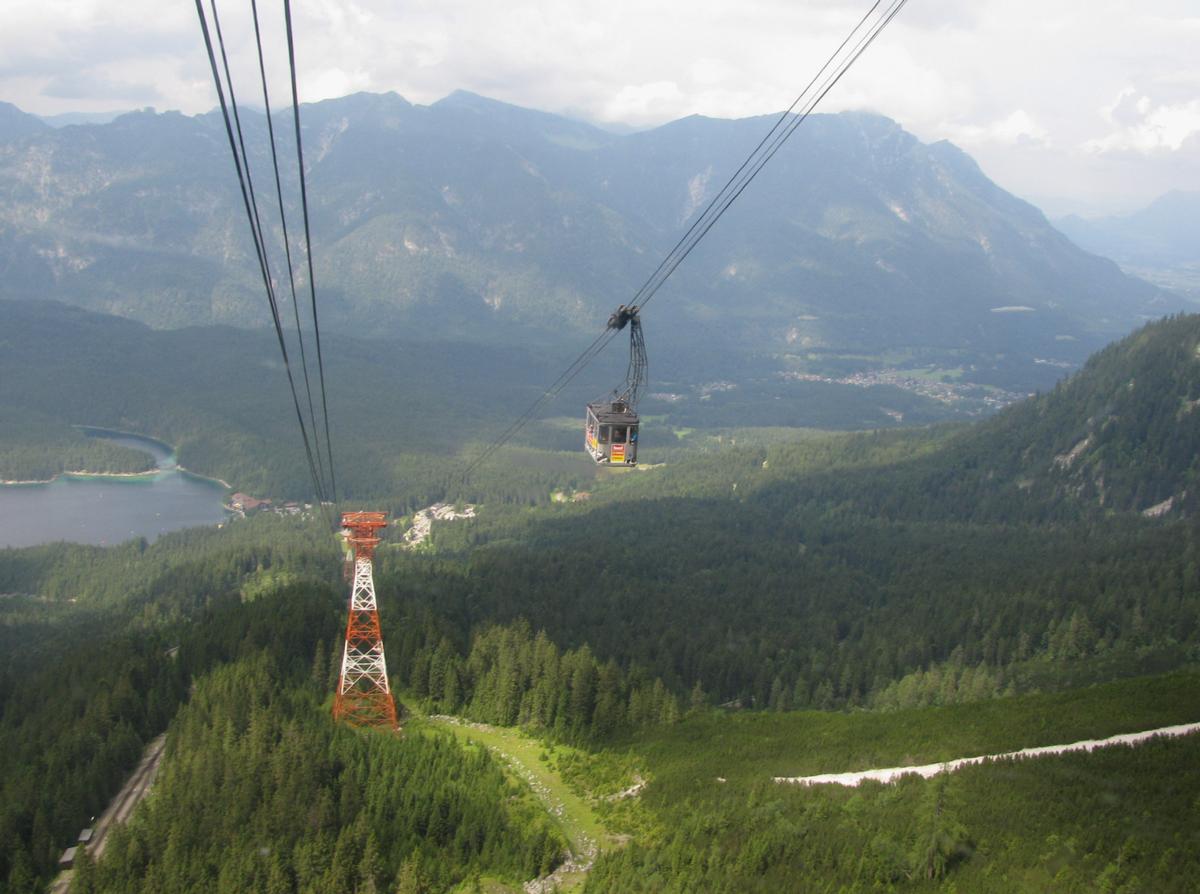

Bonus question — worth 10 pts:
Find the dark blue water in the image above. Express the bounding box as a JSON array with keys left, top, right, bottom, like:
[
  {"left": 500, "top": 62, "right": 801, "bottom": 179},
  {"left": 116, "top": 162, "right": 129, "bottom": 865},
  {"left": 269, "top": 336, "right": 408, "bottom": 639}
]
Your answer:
[{"left": 0, "top": 429, "right": 229, "bottom": 548}]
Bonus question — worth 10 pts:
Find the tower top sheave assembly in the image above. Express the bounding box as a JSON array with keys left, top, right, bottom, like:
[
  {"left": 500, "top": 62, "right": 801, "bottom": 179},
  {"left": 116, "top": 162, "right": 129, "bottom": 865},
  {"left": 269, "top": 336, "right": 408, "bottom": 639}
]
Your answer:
[
  {"left": 334, "top": 510, "right": 398, "bottom": 729},
  {"left": 342, "top": 511, "right": 387, "bottom": 559}
]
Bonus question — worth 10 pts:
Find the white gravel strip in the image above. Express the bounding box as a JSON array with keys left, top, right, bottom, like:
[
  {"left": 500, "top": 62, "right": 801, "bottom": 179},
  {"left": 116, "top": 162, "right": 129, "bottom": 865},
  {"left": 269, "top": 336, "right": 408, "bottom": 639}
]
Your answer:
[{"left": 774, "top": 721, "right": 1200, "bottom": 787}]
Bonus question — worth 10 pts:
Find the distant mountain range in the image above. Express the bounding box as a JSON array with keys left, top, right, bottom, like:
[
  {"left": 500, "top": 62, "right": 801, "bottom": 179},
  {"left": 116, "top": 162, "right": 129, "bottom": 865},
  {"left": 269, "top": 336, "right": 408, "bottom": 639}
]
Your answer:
[
  {"left": 1056, "top": 191, "right": 1200, "bottom": 270},
  {"left": 0, "top": 92, "right": 1184, "bottom": 388},
  {"left": 1056, "top": 192, "right": 1200, "bottom": 302}
]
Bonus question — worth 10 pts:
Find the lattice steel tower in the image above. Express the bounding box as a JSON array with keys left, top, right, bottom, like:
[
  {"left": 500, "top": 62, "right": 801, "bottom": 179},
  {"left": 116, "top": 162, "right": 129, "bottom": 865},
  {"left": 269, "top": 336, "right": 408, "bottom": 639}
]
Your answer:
[{"left": 333, "top": 511, "right": 398, "bottom": 728}]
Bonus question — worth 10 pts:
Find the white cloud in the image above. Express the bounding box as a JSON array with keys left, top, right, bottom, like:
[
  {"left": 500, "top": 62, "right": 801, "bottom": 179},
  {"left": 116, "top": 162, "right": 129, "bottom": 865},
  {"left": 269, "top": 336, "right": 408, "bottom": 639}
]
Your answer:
[
  {"left": 304, "top": 68, "right": 374, "bottom": 104},
  {"left": 603, "top": 81, "right": 685, "bottom": 125},
  {"left": 1, "top": 0, "right": 1198, "bottom": 211},
  {"left": 1085, "top": 90, "right": 1200, "bottom": 154},
  {"left": 942, "top": 109, "right": 1051, "bottom": 149}
]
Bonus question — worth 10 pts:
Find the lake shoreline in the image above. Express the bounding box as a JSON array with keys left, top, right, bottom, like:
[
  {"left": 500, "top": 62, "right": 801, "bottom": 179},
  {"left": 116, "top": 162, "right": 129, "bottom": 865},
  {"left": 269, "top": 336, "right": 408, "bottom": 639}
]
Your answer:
[
  {"left": 0, "top": 427, "right": 233, "bottom": 548},
  {"left": 1, "top": 466, "right": 231, "bottom": 489},
  {"left": 1, "top": 426, "right": 233, "bottom": 490},
  {"left": 1, "top": 469, "right": 158, "bottom": 486}
]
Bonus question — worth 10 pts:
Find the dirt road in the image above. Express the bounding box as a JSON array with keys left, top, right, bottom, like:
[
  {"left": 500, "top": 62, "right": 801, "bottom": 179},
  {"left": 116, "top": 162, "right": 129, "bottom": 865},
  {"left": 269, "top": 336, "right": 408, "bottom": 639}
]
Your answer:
[
  {"left": 48, "top": 732, "right": 167, "bottom": 893},
  {"left": 90, "top": 732, "right": 167, "bottom": 860}
]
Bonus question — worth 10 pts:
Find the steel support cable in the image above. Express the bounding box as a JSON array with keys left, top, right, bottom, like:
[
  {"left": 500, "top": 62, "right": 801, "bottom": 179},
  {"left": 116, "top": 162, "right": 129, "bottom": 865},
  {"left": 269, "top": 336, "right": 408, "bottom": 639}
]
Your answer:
[
  {"left": 636, "top": 0, "right": 908, "bottom": 317},
  {"left": 195, "top": 0, "right": 330, "bottom": 512},
  {"left": 623, "top": 0, "right": 887, "bottom": 315},
  {"left": 458, "top": 327, "right": 618, "bottom": 479},
  {"left": 209, "top": 0, "right": 329, "bottom": 505},
  {"left": 459, "top": 328, "right": 619, "bottom": 478},
  {"left": 208, "top": 0, "right": 328, "bottom": 509},
  {"left": 471, "top": 0, "right": 884, "bottom": 463},
  {"left": 460, "top": 319, "right": 625, "bottom": 479},
  {"left": 206, "top": 1, "right": 279, "bottom": 333},
  {"left": 465, "top": 322, "right": 624, "bottom": 469},
  {"left": 248, "top": 0, "right": 331, "bottom": 504},
  {"left": 284, "top": 0, "right": 337, "bottom": 504},
  {"left": 462, "top": 0, "right": 908, "bottom": 480}
]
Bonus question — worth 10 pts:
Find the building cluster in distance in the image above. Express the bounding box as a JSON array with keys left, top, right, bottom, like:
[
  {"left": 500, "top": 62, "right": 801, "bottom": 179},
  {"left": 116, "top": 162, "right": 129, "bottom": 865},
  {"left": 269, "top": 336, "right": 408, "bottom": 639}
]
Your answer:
[
  {"left": 779, "top": 369, "right": 1030, "bottom": 414},
  {"left": 402, "top": 502, "right": 477, "bottom": 548},
  {"left": 226, "top": 492, "right": 310, "bottom": 518}
]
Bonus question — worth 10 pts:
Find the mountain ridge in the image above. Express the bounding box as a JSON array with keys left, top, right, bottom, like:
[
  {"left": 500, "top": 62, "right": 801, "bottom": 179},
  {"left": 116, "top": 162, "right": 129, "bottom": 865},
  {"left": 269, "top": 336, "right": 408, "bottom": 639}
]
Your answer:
[
  {"left": 1057, "top": 190, "right": 1200, "bottom": 268},
  {"left": 0, "top": 91, "right": 1181, "bottom": 389}
]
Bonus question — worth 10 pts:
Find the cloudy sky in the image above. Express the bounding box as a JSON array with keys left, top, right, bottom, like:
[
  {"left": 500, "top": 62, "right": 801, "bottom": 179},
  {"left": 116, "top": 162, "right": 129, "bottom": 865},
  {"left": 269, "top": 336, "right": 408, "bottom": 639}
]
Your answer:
[{"left": 3, "top": 0, "right": 1198, "bottom": 215}]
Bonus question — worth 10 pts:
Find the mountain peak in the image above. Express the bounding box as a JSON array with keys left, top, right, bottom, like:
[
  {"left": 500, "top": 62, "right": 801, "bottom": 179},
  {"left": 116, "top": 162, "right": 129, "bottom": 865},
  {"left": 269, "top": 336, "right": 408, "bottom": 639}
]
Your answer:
[
  {"left": 434, "top": 89, "right": 502, "bottom": 108},
  {"left": 0, "top": 100, "right": 49, "bottom": 141}
]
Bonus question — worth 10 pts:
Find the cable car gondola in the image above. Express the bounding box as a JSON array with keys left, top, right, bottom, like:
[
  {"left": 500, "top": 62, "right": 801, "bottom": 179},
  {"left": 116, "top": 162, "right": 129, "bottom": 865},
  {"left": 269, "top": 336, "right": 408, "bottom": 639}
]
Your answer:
[
  {"left": 585, "top": 398, "right": 639, "bottom": 465},
  {"left": 585, "top": 305, "right": 645, "bottom": 465}
]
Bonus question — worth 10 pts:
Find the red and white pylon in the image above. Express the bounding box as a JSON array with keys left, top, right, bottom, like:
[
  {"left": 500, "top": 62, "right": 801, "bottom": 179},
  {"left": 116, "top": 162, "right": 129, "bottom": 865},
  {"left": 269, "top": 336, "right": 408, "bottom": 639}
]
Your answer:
[{"left": 333, "top": 511, "right": 398, "bottom": 728}]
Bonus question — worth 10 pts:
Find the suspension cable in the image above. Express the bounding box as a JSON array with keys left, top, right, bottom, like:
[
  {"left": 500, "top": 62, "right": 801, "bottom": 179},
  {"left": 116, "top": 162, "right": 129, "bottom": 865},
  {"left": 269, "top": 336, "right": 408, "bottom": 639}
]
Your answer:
[
  {"left": 639, "top": 0, "right": 910, "bottom": 317},
  {"left": 284, "top": 0, "right": 338, "bottom": 504},
  {"left": 195, "top": 0, "right": 332, "bottom": 516},
  {"left": 627, "top": 0, "right": 888, "bottom": 317},
  {"left": 248, "top": 0, "right": 331, "bottom": 502}
]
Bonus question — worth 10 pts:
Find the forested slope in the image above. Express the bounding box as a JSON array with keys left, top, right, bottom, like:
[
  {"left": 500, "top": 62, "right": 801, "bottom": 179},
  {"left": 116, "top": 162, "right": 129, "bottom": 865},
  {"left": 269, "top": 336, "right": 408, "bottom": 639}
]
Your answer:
[
  {"left": 965, "top": 312, "right": 1200, "bottom": 514},
  {"left": 0, "top": 410, "right": 155, "bottom": 481},
  {"left": 0, "top": 518, "right": 340, "bottom": 890},
  {"left": 587, "top": 730, "right": 1200, "bottom": 892},
  {"left": 1, "top": 516, "right": 569, "bottom": 893},
  {"left": 78, "top": 657, "right": 561, "bottom": 894},
  {"left": 4, "top": 312, "right": 1200, "bottom": 891},
  {"left": 382, "top": 506, "right": 1199, "bottom": 713},
  {"left": 352, "top": 316, "right": 1200, "bottom": 721}
]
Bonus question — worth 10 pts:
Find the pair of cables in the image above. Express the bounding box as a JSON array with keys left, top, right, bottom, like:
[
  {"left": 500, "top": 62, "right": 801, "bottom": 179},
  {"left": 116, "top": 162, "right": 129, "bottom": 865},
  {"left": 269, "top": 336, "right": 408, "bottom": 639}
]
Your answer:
[
  {"left": 461, "top": 0, "right": 910, "bottom": 479},
  {"left": 194, "top": 0, "right": 337, "bottom": 512}
]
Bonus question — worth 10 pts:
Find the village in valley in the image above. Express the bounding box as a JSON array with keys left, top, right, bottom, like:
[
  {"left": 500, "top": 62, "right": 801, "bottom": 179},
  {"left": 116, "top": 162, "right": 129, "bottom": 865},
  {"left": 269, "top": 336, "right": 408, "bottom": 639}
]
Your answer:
[
  {"left": 225, "top": 492, "right": 311, "bottom": 519},
  {"left": 225, "top": 493, "right": 478, "bottom": 550},
  {"left": 779, "top": 368, "right": 1031, "bottom": 415}
]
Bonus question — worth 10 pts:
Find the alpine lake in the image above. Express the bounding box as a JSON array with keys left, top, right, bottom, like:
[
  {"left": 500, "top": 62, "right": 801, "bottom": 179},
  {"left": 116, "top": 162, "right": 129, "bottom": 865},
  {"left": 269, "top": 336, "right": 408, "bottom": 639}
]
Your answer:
[{"left": 0, "top": 428, "right": 230, "bottom": 548}]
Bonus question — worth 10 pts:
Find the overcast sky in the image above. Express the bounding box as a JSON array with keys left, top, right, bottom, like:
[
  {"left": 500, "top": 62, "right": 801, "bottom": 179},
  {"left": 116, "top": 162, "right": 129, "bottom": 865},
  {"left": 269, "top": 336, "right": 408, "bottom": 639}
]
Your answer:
[{"left": 3, "top": 0, "right": 1198, "bottom": 216}]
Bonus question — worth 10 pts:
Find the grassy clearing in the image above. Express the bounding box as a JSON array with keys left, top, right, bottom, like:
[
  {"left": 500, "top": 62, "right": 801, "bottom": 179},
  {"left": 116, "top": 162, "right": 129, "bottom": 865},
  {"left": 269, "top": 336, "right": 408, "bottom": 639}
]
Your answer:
[
  {"left": 415, "top": 714, "right": 616, "bottom": 893},
  {"left": 409, "top": 709, "right": 614, "bottom": 859}
]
